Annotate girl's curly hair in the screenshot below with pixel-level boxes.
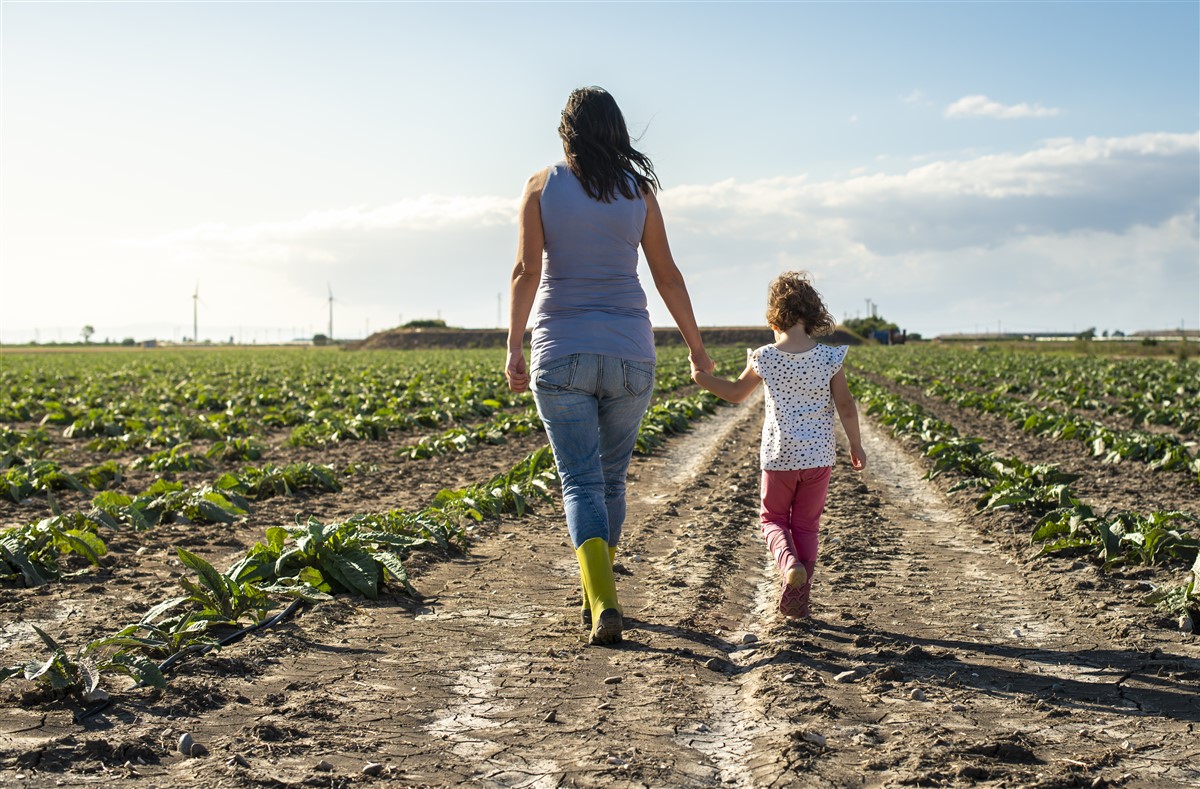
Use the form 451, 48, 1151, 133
765, 271, 835, 336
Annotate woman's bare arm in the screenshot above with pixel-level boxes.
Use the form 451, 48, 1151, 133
506, 169, 548, 392
641, 188, 713, 374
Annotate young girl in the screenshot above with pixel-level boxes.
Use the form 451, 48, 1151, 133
692, 271, 866, 619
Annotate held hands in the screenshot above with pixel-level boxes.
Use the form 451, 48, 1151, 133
688, 349, 715, 382
849, 443, 867, 471
506, 350, 529, 393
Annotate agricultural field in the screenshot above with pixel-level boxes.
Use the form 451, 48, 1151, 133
1, 343, 1197, 787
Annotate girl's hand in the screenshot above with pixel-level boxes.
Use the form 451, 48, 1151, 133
506, 350, 529, 393
849, 443, 867, 471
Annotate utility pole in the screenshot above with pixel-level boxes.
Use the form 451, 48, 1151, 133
327, 284, 334, 341
193, 283, 199, 343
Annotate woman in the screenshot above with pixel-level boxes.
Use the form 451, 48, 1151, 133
506, 87, 713, 646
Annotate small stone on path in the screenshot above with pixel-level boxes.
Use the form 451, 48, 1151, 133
834, 670, 859, 683
741, 633, 758, 645
177, 733, 196, 756
603, 676, 622, 685
362, 762, 384, 776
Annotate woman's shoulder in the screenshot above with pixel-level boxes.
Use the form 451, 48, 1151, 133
524, 166, 553, 197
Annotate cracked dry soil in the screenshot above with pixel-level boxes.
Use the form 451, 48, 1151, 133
3, 393, 1199, 788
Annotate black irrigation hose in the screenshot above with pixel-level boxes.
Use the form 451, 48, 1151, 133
74, 598, 306, 723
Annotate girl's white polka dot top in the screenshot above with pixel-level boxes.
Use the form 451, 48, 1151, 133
750, 343, 848, 471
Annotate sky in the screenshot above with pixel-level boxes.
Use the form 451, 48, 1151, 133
1, 1, 1197, 344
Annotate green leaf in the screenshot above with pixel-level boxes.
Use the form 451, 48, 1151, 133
266, 526, 287, 550
108, 653, 166, 689
62, 529, 107, 565
0, 537, 52, 586
297, 566, 327, 591
259, 579, 332, 603
273, 547, 302, 579
87, 634, 168, 651
322, 547, 379, 598
91, 490, 132, 509
25, 655, 58, 682
371, 549, 419, 597
78, 657, 101, 695
147, 479, 183, 495
176, 548, 227, 597
140, 596, 190, 625
31, 625, 61, 652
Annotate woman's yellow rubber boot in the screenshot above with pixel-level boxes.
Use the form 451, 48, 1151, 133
580, 545, 621, 629
576, 538, 622, 645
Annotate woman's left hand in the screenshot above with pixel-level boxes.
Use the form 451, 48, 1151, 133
689, 349, 715, 376
506, 350, 530, 392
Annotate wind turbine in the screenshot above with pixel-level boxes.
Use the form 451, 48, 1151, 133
327, 283, 335, 341
193, 283, 200, 343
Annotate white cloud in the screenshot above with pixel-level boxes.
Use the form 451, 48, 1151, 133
135, 195, 518, 259
654, 131, 1197, 334
38, 130, 1189, 338
945, 94, 1061, 119
659, 132, 1197, 255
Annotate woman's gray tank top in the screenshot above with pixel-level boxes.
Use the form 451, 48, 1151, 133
530, 162, 655, 370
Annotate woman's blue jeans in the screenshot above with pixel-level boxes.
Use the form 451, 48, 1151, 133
531, 353, 655, 549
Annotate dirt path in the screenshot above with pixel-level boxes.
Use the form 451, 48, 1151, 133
5, 397, 1199, 788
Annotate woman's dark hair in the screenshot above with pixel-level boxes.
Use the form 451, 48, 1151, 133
766, 271, 836, 336
558, 86, 660, 203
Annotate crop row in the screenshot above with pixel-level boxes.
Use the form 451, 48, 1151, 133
1, 462, 344, 584
849, 375, 1199, 622
916, 379, 1200, 482
1, 448, 558, 710
851, 346, 1199, 435
1, 347, 743, 710
850, 349, 1199, 483
0, 348, 737, 471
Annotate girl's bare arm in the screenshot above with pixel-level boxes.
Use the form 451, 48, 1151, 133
831, 368, 866, 470
694, 353, 761, 403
